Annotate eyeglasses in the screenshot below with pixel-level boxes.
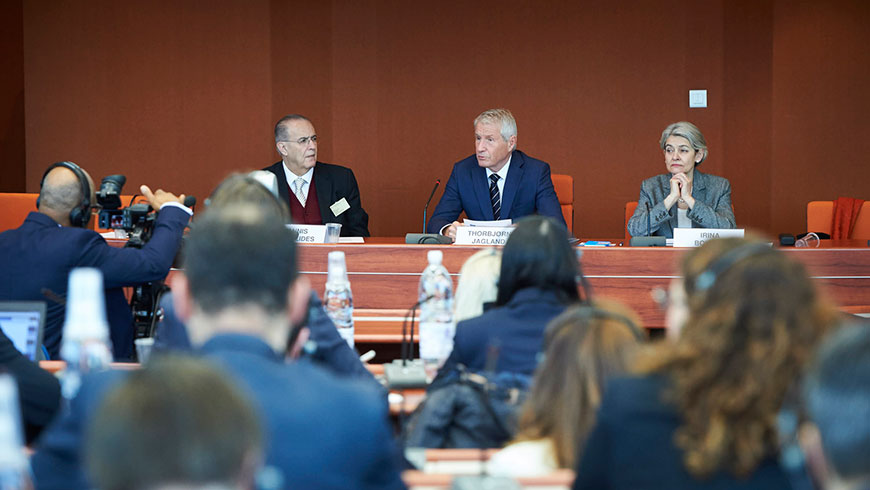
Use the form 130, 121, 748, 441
282, 135, 318, 146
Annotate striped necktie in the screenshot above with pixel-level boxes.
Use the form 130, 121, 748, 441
489, 174, 501, 221
294, 177, 307, 207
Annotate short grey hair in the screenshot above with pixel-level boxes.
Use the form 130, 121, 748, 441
274, 114, 313, 142
660, 121, 708, 165
474, 108, 517, 142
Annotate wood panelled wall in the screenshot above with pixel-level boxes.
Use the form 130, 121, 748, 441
3, 0, 868, 237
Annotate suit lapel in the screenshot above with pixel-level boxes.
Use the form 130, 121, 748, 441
500, 150, 523, 219
313, 163, 334, 219
273, 163, 291, 207
471, 163, 494, 220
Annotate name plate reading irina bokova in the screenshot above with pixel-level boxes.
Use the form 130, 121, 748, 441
287, 224, 327, 243
454, 226, 515, 246
673, 228, 745, 248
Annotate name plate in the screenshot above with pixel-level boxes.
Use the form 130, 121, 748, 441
454, 226, 514, 246
287, 224, 327, 243
673, 228, 745, 247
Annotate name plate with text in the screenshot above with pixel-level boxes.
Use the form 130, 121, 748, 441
454, 226, 514, 246
673, 228, 745, 247
288, 224, 327, 243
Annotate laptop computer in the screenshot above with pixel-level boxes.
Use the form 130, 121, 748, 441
0, 301, 47, 361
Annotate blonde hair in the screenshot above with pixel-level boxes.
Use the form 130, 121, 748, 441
474, 108, 517, 142
454, 249, 502, 323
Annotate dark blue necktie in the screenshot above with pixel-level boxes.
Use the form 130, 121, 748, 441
489, 174, 501, 221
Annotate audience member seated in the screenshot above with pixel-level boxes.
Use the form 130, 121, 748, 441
573, 237, 839, 489
0, 161, 190, 360
32, 205, 405, 490
85, 356, 262, 490
439, 215, 581, 376
802, 322, 870, 490
0, 329, 60, 444
453, 248, 502, 323
487, 300, 644, 477
627, 121, 735, 238
154, 173, 378, 384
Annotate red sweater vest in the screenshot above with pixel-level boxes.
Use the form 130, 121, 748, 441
288, 178, 323, 225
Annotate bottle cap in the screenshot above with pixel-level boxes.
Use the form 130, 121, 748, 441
427, 250, 443, 265
327, 251, 348, 282
62, 268, 110, 342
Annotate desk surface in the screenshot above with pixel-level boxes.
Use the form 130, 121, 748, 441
296, 238, 870, 341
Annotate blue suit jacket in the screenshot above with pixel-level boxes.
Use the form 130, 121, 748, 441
439, 287, 570, 376
426, 151, 566, 233
0, 208, 189, 360
31, 334, 406, 490
574, 375, 791, 489
154, 291, 382, 388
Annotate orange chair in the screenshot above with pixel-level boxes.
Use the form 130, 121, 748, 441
807, 201, 870, 239
0, 193, 40, 233
0, 192, 140, 234
551, 174, 573, 233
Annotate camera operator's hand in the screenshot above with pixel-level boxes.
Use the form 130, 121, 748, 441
140, 185, 186, 211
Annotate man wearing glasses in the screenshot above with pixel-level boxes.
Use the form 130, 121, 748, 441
264, 114, 370, 237
0, 162, 190, 360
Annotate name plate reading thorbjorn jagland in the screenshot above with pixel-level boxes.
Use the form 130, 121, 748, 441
454, 226, 515, 246
673, 228, 745, 247
287, 224, 327, 243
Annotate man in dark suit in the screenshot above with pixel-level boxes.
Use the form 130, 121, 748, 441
0, 162, 190, 360
31, 205, 405, 490
426, 108, 566, 239
264, 114, 370, 237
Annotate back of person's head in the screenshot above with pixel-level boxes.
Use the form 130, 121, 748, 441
85, 356, 262, 490
638, 237, 838, 478
516, 299, 644, 468
454, 249, 502, 323
496, 216, 579, 306
804, 323, 870, 488
183, 204, 298, 316
206, 173, 289, 222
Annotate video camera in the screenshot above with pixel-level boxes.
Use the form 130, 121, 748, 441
96, 175, 155, 248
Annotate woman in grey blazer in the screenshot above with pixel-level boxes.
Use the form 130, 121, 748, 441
627, 122, 735, 238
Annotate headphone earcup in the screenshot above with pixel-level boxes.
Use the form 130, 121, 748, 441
69, 206, 84, 228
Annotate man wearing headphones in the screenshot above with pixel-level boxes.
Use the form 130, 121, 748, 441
0, 161, 191, 360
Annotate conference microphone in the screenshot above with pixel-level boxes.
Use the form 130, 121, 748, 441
183, 195, 196, 209
422, 179, 440, 233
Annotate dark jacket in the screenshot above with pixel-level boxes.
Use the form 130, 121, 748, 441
264, 161, 370, 237
427, 150, 566, 233
574, 375, 792, 489
0, 208, 189, 359
31, 333, 406, 490
439, 287, 570, 376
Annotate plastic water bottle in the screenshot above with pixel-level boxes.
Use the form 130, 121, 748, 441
418, 250, 454, 377
324, 251, 354, 349
60, 268, 113, 401
0, 375, 31, 490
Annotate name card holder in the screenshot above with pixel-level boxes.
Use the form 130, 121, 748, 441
673, 228, 745, 248
454, 226, 514, 246
288, 224, 327, 243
